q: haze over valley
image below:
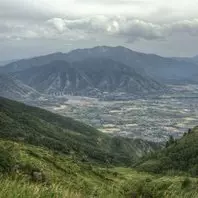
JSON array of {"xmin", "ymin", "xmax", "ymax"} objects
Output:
[{"xmin": 1, "ymin": 46, "xmax": 198, "ymax": 142}]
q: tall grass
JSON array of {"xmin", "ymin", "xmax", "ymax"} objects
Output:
[
  {"xmin": 0, "ymin": 176, "xmax": 82, "ymax": 198},
  {"xmin": 0, "ymin": 140, "xmax": 198, "ymax": 198},
  {"xmin": 1, "ymin": 172, "xmax": 198, "ymax": 198}
]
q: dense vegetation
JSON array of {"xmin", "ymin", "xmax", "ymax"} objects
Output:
[
  {"xmin": 0, "ymin": 97, "xmax": 158, "ymax": 166},
  {"xmin": 136, "ymin": 127, "xmax": 198, "ymax": 176}
]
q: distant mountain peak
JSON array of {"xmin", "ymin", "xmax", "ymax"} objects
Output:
[
  {"xmin": 13, "ymin": 58, "xmax": 164, "ymax": 96},
  {"xmin": 1, "ymin": 45, "xmax": 198, "ymax": 85}
]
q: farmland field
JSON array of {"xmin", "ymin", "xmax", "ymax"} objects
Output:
[{"xmin": 36, "ymin": 84, "xmax": 198, "ymax": 142}]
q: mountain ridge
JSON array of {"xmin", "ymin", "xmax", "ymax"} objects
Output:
[
  {"xmin": 0, "ymin": 74, "xmax": 41, "ymax": 100},
  {"xmin": 12, "ymin": 58, "xmax": 164, "ymax": 96},
  {"xmin": 1, "ymin": 46, "xmax": 198, "ymax": 84}
]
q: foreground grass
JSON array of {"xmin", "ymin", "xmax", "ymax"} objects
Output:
[
  {"xmin": 0, "ymin": 139, "xmax": 198, "ymax": 198},
  {"xmin": 114, "ymin": 167, "xmax": 198, "ymax": 198},
  {"xmin": 1, "ymin": 170, "xmax": 198, "ymax": 198},
  {"xmin": 0, "ymin": 177, "xmax": 81, "ymax": 198},
  {"xmin": 0, "ymin": 139, "xmax": 129, "ymax": 197}
]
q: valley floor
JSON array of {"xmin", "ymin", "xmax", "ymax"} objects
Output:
[{"xmin": 39, "ymin": 84, "xmax": 198, "ymax": 142}]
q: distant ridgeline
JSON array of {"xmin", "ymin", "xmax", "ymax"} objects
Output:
[
  {"xmin": 11, "ymin": 59, "xmax": 164, "ymax": 97},
  {"xmin": 0, "ymin": 74, "xmax": 40, "ymax": 100},
  {"xmin": 1, "ymin": 46, "xmax": 198, "ymax": 99},
  {"xmin": 1, "ymin": 46, "xmax": 198, "ymax": 85}
]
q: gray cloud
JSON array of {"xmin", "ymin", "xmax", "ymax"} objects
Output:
[
  {"xmin": 1, "ymin": 0, "xmax": 198, "ymax": 59},
  {"xmin": 45, "ymin": 17, "xmax": 198, "ymax": 41},
  {"xmin": 1, "ymin": 16, "xmax": 198, "ymax": 43},
  {"xmin": 75, "ymin": 0, "xmax": 147, "ymax": 5},
  {"xmin": 0, "ymin": 0, "xmax": 53, "ymax": 20}
]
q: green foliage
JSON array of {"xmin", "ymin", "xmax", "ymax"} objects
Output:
[
  {"xmin": 0, "ymin": 97, "xmax": 157, "ymax": 166},
  {"xmin": 0, "ymin": 139, "xmax": 196, "ymax": 197},
  {"xmin": 137, "ymin": 160, "xmax": 162, "ymax": 174},
  {"xmin": 0, "ymin": 139, "xmax": 125, "ymax": 197},
  {"xmin": 137, "ymin": 126, "xmax": 198, "ymax": 176},
  {"xmin": 2, "ymin": 97, "xmax": 198, "ymax": 197},
  {"xmin": 0, "ymin": 176, "xmax": 82, "ymax": 198},
  {"xmin": 181, "ymin": 178, "xmax": 191, "ymax": 189},
  {"xmin": 165, "ymin": 135, "xmax": 175, "ymax": 148},
  {"xmin": 0, "ymin": 146, "xmax": 15, "ymax": 173}
]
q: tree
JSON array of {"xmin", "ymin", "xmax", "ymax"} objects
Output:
[{"xmin": 166, "ymin": 135, "xmax": 175, "ymax": 148}]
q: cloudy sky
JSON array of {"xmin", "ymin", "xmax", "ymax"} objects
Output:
[{"xmin": 1, "ymin": 0, "xmax": 198, "ymax": 61}]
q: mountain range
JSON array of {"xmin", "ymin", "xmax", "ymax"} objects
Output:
[
  {"xmin": 0, "ymin": 59, "xmax": 18, "ymax": 66},
  {"xmin": 1, "ymin": 46, "xmax": 198, "ymax": 84},
  {"xmin": 66, "ymin": 46, "xmax": 198, "ymax": 84},
  {"xmin": 12, "ymin": 58, "xmax": 164, "ymax": 96},
  {"xmin": 1, "ymin": 46, "xmax": 198, "ymax": 99},
  {"xmin": 173, "ymin": 55, "xmax": 198, "ymax": 65}
]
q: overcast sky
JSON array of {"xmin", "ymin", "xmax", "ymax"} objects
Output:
[{"xmin": 1, "ymin": 0, "xmax": 198, "ymax": 61}]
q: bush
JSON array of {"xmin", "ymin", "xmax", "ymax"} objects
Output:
[
  {"xmin": 189, "ymin": 165, "xmax": 198, "ymax": 177},
  {"xmin": 19, "ymin": 164, "xmax": 47, "ymax": 183},
  {"xmin": 181, "ymin": 178, "xmax": 191, "ymax": 189},
  {"xmin": 0, "ymin": 147, "xmax": 15, "ymax": 173},
  {"xmin": 138, "ymin": 160, "xmax": 162, "ymax": 174},
  {"xmin": 136, "ymin": 184, "xmax": 153, "ymax": 198}
]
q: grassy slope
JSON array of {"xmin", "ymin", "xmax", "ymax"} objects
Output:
[
  {"xmin": 0, "ymin": 139, "xmax": 198, "ymax": 198},
  {"xmin": 0, "ymin": 96, "xmax": 158, "ymax": 165},
  {"xmin": 136, "ymin": 126, "xmax": 198, "ymax": 176},
  {"xmin": 0, "ymin": 139, "xmax": 123, "ymax": 197}
]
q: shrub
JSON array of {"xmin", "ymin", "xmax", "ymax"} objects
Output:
[
  {"xmin": 136, "ymin": 184, "xmax": 153, "ymax": 198},
  {"xmin": 19, "ymin": 164, "xmax": 47, "ymax": 183},
  {"xmin": 0, "ymin": 146, "xmax": 15, "ymax": 173},
  {"xmin": 189, "ymin": 165, "xmax": 198, "ymax": 177},
  {"xmin": 181, "ymin": 178, "xmax": 191, "ymax": 189}
]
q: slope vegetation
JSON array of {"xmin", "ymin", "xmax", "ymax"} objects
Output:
[
  {"xmin": 1, "ymin": 97, "xmax": 198, "ymax": 197},
  {"xmin": 136, "ymin": 127, "xmax": 198, "ymax": 176},
  {"xmin": 0, "ymin": 97, "xmax": 158, "ymax": 165},
  {"xmin": 0, "ymin": 139, "xmax": 197, "ymax": 198}
]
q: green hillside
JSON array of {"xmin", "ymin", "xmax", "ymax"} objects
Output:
[
  {"xmin": 136, "ymin": 127, "xmax": 198, "ymax": 176},
  {"xmin": 0, "ymin": 138, "xmax": 124, "ymax": 197},
  {"xmin": 0, "ymin": 139, "xmax": 197, "ymax": 198},
  {"xmin": 1, "ymin": 97, "xmax": 198, "ymax": 197},
  {"xmin": 0, "ymin": 97, "xmax": 158, "ymax": 166}
]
